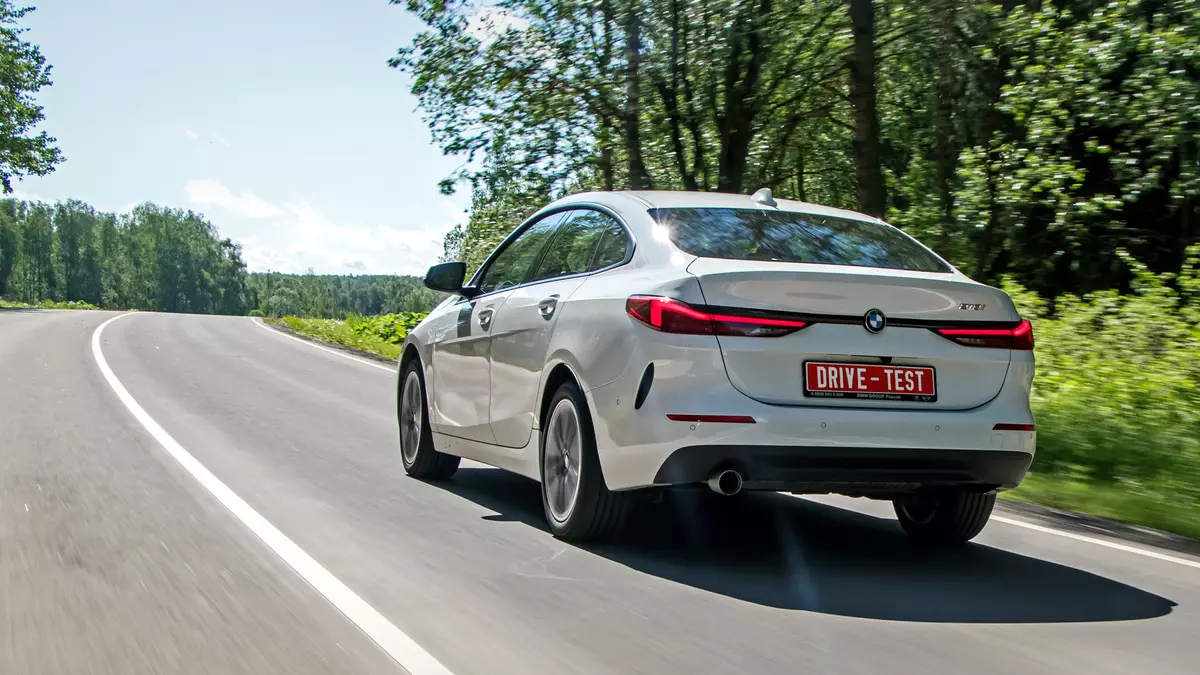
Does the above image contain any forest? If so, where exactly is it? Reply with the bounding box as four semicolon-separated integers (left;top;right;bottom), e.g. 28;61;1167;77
0;198;437;317
397;0;1200;297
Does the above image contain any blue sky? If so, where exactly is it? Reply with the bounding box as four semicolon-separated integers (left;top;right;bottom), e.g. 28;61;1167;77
15;0;472;276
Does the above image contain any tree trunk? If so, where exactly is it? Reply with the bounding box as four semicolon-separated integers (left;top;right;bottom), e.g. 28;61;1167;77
933;1;959;250
795;148;807;202
715;0;771;194
598;115;616;191
848;0;886;217
623;10;652;189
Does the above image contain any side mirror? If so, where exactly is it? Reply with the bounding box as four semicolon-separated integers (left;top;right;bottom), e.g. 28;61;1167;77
424;261;472;296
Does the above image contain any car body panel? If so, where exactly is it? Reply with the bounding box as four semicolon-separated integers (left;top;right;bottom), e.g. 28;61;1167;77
426;292;512;443
488;276;589;448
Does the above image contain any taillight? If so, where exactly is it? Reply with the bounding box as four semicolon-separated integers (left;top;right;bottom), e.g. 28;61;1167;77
625;296;808;337
934;319;1034;350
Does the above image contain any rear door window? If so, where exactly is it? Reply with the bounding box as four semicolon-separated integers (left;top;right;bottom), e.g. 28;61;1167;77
588;214;632;271
530;209;631;281
650;207;951;273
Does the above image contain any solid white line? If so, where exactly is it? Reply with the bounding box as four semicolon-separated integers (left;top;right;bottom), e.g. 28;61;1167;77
249;317;394;373
92;313;454;675
787;493;1200;570
990;515;1200;570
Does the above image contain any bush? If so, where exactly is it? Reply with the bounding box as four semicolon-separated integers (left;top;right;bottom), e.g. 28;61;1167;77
345;312;427;344
1006;245;1200;521
277;316;404;361
248;309;265;317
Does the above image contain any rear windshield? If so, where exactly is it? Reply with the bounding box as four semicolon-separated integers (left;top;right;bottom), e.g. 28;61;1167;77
649;207;951;273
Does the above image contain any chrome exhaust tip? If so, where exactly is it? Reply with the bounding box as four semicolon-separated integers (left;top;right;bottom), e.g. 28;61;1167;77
707;469;743;496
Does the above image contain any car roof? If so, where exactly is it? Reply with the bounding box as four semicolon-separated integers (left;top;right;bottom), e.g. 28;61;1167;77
551;190;883;225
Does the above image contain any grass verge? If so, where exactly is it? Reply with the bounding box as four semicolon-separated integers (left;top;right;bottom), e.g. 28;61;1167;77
0;298;99;310
1005;473;1200;540
270;316;401;361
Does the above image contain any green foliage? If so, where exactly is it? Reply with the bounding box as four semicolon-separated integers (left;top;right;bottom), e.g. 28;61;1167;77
1001;245;1200;532
0;297;97;310
397;0;1200;301
247;308;265;318
346;312;427;344
1008;473;1200;541
275;316;405;361
0;2;62;193
0;198;250;314
247;271;443;319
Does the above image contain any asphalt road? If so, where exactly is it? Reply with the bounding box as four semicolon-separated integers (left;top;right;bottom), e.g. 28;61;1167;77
2;308;1198;674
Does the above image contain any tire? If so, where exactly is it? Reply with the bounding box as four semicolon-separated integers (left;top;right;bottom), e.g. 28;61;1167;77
398;359;460;480
893;490;996;545
539;379;631;541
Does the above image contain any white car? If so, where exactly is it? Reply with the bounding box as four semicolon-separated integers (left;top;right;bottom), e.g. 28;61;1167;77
398;189;1036;544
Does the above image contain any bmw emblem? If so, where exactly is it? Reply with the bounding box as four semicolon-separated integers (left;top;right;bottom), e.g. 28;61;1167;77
864;309;886;334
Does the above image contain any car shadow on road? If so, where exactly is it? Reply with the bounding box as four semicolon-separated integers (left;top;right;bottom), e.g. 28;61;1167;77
438;467;1176;624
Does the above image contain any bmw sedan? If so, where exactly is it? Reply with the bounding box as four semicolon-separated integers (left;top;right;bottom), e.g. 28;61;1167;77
397;189;1036;544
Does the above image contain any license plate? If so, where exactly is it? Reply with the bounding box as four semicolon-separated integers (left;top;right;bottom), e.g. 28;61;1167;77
804;362;937;402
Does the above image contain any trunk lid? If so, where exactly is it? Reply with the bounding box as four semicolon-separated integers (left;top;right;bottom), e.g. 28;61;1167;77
687;258;1017;410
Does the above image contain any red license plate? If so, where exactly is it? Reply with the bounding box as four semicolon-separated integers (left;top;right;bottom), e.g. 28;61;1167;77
804;362;937;402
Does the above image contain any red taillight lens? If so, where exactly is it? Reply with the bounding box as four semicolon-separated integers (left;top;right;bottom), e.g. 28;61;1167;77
934;319;1034;350
625;296;808;337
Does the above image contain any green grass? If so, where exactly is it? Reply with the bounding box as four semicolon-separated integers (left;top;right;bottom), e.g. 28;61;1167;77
0;298;99;310
272;316;401;361
1006;473;1200;540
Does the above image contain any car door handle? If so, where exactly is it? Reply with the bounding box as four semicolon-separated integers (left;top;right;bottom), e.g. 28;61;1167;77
477;307;494;329
537;295;560;319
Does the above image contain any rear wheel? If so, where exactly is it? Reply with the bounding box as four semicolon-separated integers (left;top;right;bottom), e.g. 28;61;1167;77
893;490;995;545
399;360;459;480
540;380;630;541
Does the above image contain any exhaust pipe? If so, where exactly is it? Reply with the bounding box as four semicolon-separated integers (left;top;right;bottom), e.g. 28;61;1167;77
708;469;743;496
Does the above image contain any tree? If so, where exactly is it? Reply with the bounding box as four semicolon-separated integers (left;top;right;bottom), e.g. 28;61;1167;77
396;0;1200;299
0;2;62;193
848;0;885;217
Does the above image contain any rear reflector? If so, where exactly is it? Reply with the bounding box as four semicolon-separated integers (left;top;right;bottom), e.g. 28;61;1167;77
993;423;1036;431
934;319;1034;350
626;296;808;337
666;414;756;424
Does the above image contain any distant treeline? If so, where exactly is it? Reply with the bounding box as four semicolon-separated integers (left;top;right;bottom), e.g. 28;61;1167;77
0;199;251;314
0;198;441;317
247;272;442;318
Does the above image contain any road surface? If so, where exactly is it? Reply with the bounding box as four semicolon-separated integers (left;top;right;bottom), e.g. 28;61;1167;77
1;308;1197;674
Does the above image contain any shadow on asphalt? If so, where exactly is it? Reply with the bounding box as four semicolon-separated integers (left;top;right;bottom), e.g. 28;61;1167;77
437;467;1175;624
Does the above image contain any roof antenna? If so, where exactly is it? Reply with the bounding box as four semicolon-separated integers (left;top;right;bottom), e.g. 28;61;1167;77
750;187;777;207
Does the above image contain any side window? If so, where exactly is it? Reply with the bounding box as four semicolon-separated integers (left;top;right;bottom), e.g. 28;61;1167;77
530;210;610;282
588;215;632;271
476;214;562;294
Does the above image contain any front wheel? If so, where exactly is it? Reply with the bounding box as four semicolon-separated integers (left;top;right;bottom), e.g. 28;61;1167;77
893;490;996;545
539;380;630;541
399;360;460;480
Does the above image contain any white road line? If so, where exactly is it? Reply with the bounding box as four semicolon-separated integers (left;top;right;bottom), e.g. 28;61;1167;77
990;515;1200;570
92;313;454;675
249;317;394;373
788;493;1200;570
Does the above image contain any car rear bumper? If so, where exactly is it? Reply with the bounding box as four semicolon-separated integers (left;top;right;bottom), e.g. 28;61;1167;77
653;445;1033;495
583;335;1036;492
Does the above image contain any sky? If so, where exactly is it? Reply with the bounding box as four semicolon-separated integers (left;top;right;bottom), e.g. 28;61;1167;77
14;0;473;276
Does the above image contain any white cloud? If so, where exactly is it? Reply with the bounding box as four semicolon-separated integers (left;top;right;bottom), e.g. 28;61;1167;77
183;127;200;141
188;180;464;276
186;179;285;219
8;189;49;204
213;134;231;147
466;7;529;46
